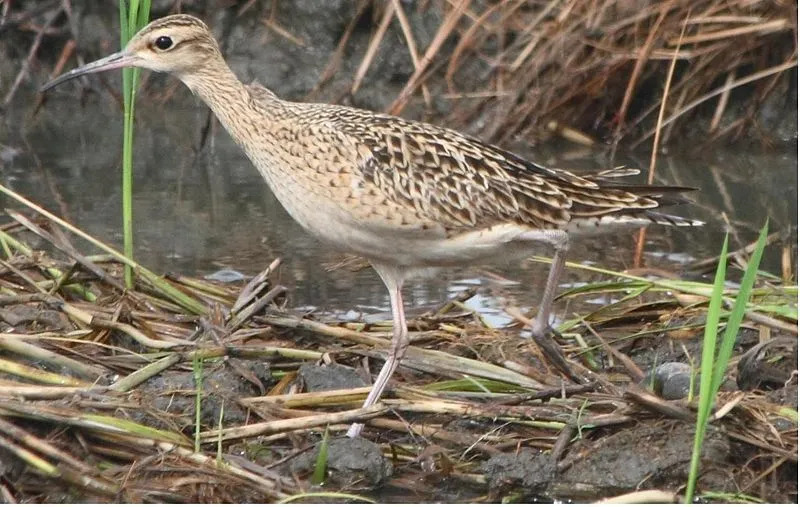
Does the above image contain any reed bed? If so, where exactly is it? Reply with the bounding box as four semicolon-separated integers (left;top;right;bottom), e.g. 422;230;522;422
0;198;794;502
328;0;797;147
4;1;795;146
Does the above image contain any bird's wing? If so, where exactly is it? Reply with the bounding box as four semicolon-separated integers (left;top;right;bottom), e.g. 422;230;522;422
332;109;670;231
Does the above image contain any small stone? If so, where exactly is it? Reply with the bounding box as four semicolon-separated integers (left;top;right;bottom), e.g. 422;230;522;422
644;362;694;400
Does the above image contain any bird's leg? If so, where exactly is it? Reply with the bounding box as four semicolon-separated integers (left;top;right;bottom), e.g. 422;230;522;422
528;233;584;382
531;233;569;338
347;265;407;438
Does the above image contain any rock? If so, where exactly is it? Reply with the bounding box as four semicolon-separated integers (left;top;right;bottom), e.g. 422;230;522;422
298;363;367;391
482;449;555;495
289;436;392;488
643;361;736;400
645;361;693;400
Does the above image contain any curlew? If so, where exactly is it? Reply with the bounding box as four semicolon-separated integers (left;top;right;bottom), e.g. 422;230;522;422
42;14;701;438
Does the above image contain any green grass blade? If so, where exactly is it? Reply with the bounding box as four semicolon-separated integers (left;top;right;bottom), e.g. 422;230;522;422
137;0;152;27
685;233;729;503
712;221;768;393
127;0;139;29
312;427;330;486
119;0;151;288
122;99;135;288
118;1;129;47
750;304;797;320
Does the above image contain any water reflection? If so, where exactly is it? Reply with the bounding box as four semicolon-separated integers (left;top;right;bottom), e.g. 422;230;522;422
1;84;796;322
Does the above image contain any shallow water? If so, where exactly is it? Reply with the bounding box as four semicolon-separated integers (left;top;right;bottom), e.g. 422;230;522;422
1;84;796;324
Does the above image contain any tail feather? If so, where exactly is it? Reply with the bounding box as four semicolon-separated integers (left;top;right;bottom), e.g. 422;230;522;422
598;184;698;200
565;210;703;235
644;210;704;227
562;166;699;228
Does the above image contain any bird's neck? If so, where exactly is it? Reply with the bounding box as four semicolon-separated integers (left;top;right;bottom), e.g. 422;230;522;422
181;60;283;147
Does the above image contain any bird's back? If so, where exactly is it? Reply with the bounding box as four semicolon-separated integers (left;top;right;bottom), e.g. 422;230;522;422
242;84;696;240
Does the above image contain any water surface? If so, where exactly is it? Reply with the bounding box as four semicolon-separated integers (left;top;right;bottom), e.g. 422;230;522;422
1;85;796;323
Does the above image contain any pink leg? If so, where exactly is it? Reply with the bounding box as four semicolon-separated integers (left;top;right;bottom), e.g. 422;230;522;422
347;264;408;438
529;235;583;382
532;239;568;338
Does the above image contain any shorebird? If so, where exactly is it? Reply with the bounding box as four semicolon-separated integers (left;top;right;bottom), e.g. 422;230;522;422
42;15;700;438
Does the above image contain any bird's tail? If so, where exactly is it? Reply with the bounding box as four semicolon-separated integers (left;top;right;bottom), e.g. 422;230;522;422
565;210;703;235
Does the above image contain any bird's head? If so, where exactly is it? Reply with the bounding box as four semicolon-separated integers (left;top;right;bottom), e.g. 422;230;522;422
41;14;222;91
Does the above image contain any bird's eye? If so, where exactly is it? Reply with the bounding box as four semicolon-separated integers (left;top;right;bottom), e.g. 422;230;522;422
154;36;173;50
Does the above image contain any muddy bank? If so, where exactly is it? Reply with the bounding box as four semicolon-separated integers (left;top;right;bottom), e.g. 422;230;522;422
0;210;794;503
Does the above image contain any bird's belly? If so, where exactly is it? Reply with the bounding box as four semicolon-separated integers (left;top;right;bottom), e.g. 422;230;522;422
362;233;543;267
287;206;550;267
251;157;556;267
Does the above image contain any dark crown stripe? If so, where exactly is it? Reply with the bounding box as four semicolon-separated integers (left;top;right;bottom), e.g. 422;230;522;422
137;14;209;37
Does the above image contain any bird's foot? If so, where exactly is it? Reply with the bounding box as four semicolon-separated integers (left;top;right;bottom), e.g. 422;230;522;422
529;324;583;384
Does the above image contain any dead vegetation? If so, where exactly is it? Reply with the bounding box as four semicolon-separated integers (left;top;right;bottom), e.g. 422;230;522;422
0;190;795;502
3;1;796;146
358;0;798;147
292;0;799;147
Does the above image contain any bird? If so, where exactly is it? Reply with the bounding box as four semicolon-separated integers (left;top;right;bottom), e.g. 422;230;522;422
41;14;701;438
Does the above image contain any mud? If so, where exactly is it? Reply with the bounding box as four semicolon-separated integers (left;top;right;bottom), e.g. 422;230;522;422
483;449;555;501
0;304;68;330
557;421;731;498
137;359;272;429
737;337;797;391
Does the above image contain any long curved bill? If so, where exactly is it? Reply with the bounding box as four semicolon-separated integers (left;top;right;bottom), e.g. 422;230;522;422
40;51;140;92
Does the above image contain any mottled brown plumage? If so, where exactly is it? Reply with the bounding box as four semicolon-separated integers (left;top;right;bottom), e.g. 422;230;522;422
42;14;701;439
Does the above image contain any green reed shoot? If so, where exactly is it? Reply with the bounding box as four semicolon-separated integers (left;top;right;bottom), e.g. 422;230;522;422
312;427;330;486
119;0;151;288
685;221;768;502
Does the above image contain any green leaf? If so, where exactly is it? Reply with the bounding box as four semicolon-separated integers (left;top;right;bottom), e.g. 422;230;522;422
312;427;330;486
713;221;768;393
119;0;152;288
685;233;729;503
750;304;797;321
